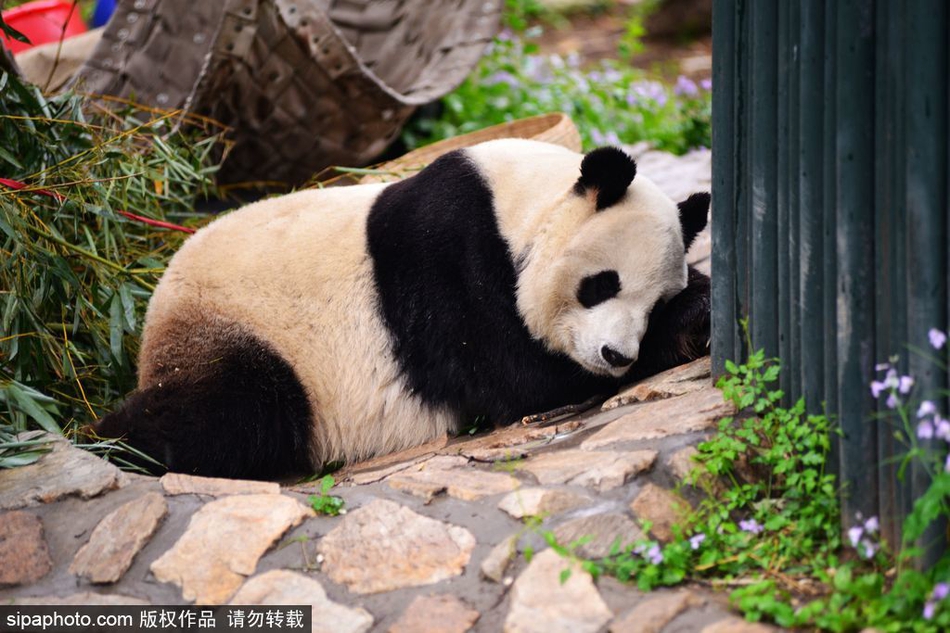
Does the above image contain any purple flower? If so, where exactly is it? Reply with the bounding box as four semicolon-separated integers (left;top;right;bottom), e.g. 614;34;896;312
918;420;935;439
627;80;667;108
861;539;878;559
933;582;950;601
936;418;950;441
924;601;936;620
647;544;664;565
875;362;891;372
945;453;950;473
739;519;764;534
929;328;947;350
864;516;879;533
919;401;938;418
689;533;706;550
700;78;712;91
886;393;900;409
674;75;698;96
870;380;887;398
848;526;863;547
486;71;520;88
899;375;915;394
633;543;647;555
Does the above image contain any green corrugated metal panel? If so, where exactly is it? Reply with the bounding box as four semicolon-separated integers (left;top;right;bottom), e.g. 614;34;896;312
712;0;950;550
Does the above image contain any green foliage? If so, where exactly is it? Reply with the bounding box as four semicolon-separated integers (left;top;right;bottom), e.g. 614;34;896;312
0;71;221;461
529;341;950;631
307;476;345;517
401;15;711;155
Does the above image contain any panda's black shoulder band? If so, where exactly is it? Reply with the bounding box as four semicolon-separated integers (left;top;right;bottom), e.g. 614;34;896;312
573;146;637;210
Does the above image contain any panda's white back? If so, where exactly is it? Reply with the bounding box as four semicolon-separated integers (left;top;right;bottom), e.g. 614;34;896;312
139;182;455;466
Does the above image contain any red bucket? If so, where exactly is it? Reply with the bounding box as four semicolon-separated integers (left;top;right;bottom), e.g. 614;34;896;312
1;1;88;55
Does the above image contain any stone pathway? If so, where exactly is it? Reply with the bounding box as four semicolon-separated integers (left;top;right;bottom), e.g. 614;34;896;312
0;358;780;632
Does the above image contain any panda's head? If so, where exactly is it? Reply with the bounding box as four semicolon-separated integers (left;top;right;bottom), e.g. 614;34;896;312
510;145;710;378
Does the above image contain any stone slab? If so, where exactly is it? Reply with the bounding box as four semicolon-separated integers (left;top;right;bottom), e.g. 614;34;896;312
504;549;612;633
389;594;479;633
497;487;589;519
553;513;645;559
161;473;280;496
150;494;313;604
387;466;520;502
480;534;519;583
14;593;150;605
603;357;712;410
582;388;733;450
229;570;373;633
0;511;52;587
70;492;168;584
610;591;705;633
317;498;475;594
629;484;691;542
0;434;122;510
518;449;656;491
701;617;777;633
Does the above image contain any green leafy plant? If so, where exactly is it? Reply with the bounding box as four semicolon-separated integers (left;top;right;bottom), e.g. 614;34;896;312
401;12;711;155
0;70;221;464
307;475;345;517
531;321;950;631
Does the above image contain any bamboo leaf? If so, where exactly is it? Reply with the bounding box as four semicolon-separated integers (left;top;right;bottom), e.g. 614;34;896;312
3;384;61;434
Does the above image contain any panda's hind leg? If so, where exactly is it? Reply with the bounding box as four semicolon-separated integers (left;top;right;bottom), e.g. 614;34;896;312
93;319;314;480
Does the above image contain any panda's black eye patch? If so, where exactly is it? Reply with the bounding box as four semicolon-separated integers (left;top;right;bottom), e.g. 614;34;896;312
577;270;621;308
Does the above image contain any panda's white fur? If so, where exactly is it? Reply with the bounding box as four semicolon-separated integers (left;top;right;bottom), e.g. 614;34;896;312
96;139;709;478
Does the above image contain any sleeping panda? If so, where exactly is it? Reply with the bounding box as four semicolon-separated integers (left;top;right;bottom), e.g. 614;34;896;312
95;139;710;479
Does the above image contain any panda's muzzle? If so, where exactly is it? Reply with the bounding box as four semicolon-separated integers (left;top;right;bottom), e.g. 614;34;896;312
601;345;635;368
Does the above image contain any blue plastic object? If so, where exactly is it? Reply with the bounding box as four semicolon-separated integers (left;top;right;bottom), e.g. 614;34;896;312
90;0;115;28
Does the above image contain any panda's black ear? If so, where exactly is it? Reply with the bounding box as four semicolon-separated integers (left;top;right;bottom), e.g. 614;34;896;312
573;147;637;211
678;192;710;251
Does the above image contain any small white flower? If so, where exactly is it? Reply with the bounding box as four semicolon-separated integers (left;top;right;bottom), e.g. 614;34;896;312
929;328;947;350
918;401;938;418
848;526;863;547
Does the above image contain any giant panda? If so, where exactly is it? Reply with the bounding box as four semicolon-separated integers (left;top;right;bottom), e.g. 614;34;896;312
95;139;710;479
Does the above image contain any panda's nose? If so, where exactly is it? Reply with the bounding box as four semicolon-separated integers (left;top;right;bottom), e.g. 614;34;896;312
601;345;634;368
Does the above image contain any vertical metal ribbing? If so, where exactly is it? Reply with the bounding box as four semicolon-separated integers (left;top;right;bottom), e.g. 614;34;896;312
798;0;825;416
711;0;737;376
787;1;802;402
873;0;906;549
904;0;949;567
834;0;878;523
735;0;752;364
821;1;839;473
777;1;791;398
749;2;779;361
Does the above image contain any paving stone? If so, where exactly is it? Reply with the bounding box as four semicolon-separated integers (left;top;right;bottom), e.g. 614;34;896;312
552;513;645;559
582;388;734;450
480;534;519;583
161;473;279;496
387;465;520;502
497;487;589;519
0;511;52;587
504;549;612;633
701;616;777;633
446;421;583;458
389;594;479;633
150;494;313;604
340;435;450;485
603;358;712;410
518;449;656;491
14;593;150;605
629;484;691;542
69;492;168;584
317;498;476;594
0;434;122;510
229;570;373;633
610;591;705;633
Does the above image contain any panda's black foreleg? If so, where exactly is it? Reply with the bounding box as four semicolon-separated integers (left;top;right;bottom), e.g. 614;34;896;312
625;266;710;382
92;332;314;480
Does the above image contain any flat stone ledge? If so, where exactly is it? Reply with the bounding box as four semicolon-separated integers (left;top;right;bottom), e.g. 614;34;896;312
70;492;168;584
390;594;479;633
518;449;657;491
0;511;52;587
583;388;734;450
610;590;705;633
161;473;280;496
317;498;476;595
497;487;590;519
603;357;712;410
229;570;373;633
0;434;122;510
150;494;313;604
504;549;612;633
